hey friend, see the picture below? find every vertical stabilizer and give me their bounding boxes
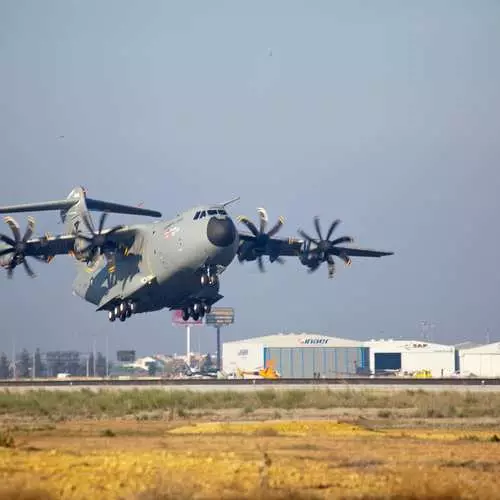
[60,186,94,236]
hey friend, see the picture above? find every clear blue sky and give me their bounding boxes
[1,1,499,356]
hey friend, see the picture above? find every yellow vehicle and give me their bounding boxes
[237,359,280,379]
[413,369,432,378]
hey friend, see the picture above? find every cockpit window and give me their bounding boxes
[193,209,226,220]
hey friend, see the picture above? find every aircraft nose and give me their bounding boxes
[207,217,236,247]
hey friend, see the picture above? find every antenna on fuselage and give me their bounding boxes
[220,196,240,207]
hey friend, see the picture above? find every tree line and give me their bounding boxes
[0,349,111,379]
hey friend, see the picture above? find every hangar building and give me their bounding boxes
[364,339,456,377]
[458,342,500,377]
[223,333,369,378]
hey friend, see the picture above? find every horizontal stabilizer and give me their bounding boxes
[85,198,161,218]
[0,200,76,214]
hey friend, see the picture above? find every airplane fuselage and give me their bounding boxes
[71,204,239,316]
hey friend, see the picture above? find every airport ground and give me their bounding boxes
[1,387,500,499]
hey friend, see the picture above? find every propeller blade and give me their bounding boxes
[237,216,259,237]
[0,247,14,257]
[22,259,36,278]
[98,212,108,234]
[22,216,35,243]
[4,216,21,242]
[313,216,323,241]
[327,255,336,278]
[326,219,341,241]
[257,207,268,234]
[267,216,285,238]
[330,236,353,246]
[0,234,16,247]
[257,255,265,272]
[298,229,317,244]
[339,254,352,267]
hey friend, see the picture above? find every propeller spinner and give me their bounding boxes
[236,207,286,272]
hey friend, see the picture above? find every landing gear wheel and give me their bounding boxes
[193,303,202,315]
[126,307,132,318]
[203,304,211,315]
[108,311,116,322]
[182,308,190,321]
[119,313,126,322]
[201,274,208,286]
[119,302,126,314]
[192,312,200,321]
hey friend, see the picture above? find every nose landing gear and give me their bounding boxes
[108,300,136,322]
[200,265,219,287]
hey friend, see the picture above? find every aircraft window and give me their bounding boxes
[193,211,200,220]
[199,211,206,219]
[207,210,217,215]
[218,210,227,215]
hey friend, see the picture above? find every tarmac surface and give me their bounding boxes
[2,381,500,392]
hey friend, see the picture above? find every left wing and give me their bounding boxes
[236,209,393,276]
[0,215,142,278]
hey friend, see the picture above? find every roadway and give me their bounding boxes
[1,377,500,392]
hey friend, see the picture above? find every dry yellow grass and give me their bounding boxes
[1,418,500,499]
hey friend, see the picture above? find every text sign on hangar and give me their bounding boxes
[205,307,235,326]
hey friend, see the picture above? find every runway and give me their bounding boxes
[1,378,500,392]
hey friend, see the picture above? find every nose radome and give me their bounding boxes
[207,217,236,247]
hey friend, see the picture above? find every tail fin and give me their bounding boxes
[0,186,163,226]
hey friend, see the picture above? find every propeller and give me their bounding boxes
[298,216,354,278]
[236,207,286,272]
[74,212,123,274]
[0,216,50,278]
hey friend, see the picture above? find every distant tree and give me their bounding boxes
[96,352,107,377]
[147,361,157,377]
[19,349,31,378]
[34,348,43,378]
[0,353,9,379]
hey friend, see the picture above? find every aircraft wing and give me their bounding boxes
[7,226,141,261]
[238,232,304,257]
[328,246,394,258]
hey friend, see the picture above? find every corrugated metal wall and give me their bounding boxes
[264,347,369,378]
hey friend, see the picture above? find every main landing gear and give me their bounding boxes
[200,265,219,287]
[108,300,136,322]
[182,302,211,322]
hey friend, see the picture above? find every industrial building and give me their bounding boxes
[458,342,500,377]
[364,339,456,377]
[222,333,369,378]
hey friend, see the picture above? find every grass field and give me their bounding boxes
[1,388,500,499]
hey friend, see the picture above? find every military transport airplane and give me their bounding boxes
[0,187,393,323]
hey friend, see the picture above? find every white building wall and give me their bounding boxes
[365,340,455,377]
[459,342,500,377]
[222,342,264,374]
[401,351,455,377]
